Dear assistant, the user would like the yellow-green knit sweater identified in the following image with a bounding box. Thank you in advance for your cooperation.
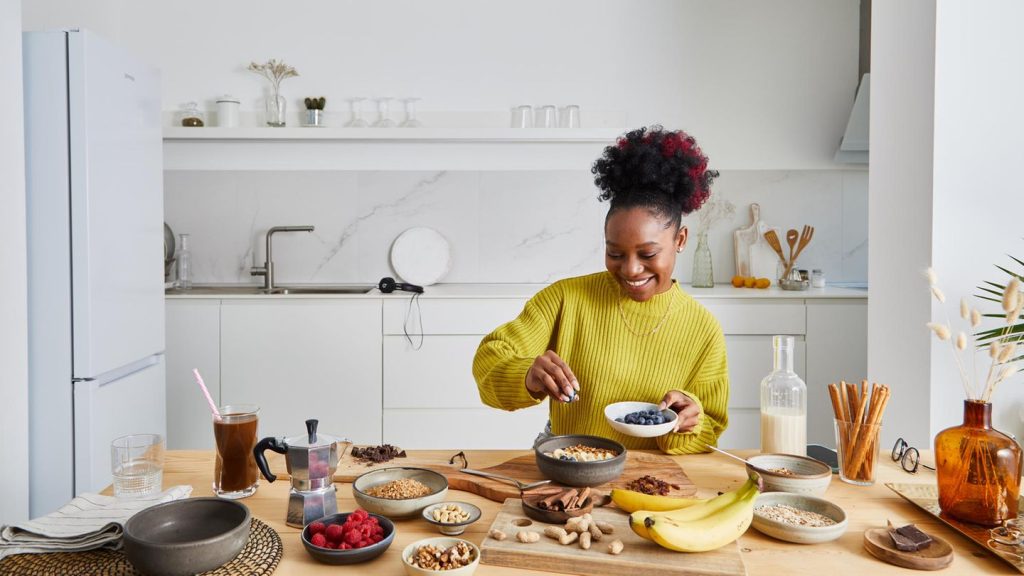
[473,271,729,454]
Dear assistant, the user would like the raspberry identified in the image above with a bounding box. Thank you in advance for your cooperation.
[307,521,326,536]
[352,509,368,521]
[367,516,379,525]
[370,534,382,544]
[324,541,337,549]
[358,539,369,548]
[344,529,361,546]
[324,523,344,543]
[310,533,327,548]
[340,543,352,550]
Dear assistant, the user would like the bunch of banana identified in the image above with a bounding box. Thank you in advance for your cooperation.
[628,475,762,552]
[609,488,709,513]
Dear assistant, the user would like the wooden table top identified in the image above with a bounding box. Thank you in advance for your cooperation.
[159,449,1013,575]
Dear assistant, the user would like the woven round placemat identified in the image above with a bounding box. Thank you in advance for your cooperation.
[0,517,282,576]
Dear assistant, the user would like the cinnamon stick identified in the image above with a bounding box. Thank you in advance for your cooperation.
[848,384,889,479]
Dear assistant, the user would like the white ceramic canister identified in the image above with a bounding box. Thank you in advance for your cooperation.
[216,95,240,127]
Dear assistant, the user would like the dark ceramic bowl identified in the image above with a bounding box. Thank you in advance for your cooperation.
[534,435,626,487]
[123,498,251,576]
[301,512,396,565]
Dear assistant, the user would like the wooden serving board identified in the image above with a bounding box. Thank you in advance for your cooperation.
[481,498,747,576]
[333,448,696,503]
[732,203,780,280]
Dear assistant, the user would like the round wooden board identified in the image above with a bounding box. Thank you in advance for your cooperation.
[863,527,954,571]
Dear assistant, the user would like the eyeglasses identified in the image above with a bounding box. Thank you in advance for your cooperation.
[892,438,936,474]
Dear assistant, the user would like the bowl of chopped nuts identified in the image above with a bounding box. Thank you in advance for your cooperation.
[534,435,626,487]
[421,502,481,536]
[353,467,449,519]
[751,492,848,544]
[745,453,832,496]
[402,537,479,575]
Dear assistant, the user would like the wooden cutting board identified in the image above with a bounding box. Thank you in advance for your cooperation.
[333,448,696,503]
[733,203,780,280]
[481,498,747,576]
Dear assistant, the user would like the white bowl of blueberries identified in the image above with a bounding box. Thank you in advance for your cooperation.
[604,401,678,438]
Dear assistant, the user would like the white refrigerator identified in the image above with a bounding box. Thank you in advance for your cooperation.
[23,29,166,518]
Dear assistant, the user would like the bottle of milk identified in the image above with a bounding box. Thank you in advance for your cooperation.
[760,335,806,455]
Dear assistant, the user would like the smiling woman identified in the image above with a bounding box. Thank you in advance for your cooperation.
[472,126,729,454]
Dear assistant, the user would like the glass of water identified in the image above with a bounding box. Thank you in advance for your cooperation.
[111,433,164,497]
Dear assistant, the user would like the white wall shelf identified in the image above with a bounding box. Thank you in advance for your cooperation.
[163,127,624,171]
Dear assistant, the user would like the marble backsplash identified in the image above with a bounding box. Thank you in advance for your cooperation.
[163,169,867,285]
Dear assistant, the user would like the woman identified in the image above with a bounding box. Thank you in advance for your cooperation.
[472,126,728,454]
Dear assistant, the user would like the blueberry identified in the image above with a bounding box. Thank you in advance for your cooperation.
[616,417,624,423]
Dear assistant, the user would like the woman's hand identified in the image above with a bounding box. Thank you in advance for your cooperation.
[526,350,579,403]
[658,391,701,433]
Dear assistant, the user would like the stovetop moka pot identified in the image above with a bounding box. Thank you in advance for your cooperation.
[254,418,344,527]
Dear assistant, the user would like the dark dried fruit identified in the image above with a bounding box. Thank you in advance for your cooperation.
[625,474,680,496]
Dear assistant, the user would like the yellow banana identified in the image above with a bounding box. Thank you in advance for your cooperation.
[629,476,759,541]
[644,478,760,552]
[629,512,653,540]
[610,489,707,513]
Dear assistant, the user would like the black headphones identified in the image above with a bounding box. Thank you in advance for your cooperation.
[378,276,424,294]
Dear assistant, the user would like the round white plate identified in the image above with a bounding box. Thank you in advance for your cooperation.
[390,227,452,286]
[604,401,677,438]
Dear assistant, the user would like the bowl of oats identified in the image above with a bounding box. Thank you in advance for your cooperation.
[402,537,480,576]
[534,435,626,487]
[745,453,832,496]
[353,467,449,519]
[751,492,848,544]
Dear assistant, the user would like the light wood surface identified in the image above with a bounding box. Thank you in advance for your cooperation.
[481,498,745,576]
[158,449,1014,575]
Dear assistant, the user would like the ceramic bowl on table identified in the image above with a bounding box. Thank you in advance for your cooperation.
[402,536,480,576]
[353,467,449,519]
[123,498,251,576]
[745,453,833,496]
[604,401,678,438]
[421,501,481,536]
[300,511,395,565]
[534,435,626,487]
[750,492,848,544]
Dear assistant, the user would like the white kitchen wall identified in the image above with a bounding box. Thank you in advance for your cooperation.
[1,0,29,524]
[164,169,867,285]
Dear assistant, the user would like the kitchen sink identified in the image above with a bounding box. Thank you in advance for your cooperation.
[166,285,376,295]
[269,285,375,295]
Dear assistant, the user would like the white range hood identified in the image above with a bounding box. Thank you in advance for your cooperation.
[835,73,869,164]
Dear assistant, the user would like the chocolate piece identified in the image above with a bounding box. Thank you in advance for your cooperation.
[888,522,932,551]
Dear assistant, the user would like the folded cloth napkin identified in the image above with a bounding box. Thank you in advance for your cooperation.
[0,485,192,559]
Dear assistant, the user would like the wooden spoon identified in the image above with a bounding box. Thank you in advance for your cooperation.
[786,229,799,266]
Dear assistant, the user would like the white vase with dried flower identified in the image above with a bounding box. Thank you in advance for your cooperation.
[248,59,299,127]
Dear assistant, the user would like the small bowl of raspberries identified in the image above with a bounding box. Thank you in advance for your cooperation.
[301,509,396,565]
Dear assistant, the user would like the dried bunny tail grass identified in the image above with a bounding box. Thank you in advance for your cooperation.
[960,298,970,320]
[998,341,1018,364]
[931,287,947,303]
[927,322,951,340]
[1012,300,1024,325]
[1003,277,1021,312]
[956,332,967,351]
[997,364,1018,383]
[990,340,1003,359]
[925,268,939,287]
[971,308,982,328]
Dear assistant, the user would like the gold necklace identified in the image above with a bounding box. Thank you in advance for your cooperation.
[617,288,676,337]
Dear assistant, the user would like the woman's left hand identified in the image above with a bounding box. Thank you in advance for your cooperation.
[658,391,701,433]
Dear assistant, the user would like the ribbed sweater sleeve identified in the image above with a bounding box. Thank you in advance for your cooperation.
[472,285,561,411]
[657,325,730,454]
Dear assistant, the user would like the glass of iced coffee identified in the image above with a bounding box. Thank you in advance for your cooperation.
[213,405,260,499]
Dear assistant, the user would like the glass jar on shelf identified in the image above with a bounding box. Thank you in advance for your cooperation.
[176,102,205,127]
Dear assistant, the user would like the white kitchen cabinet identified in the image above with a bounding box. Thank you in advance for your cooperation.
[164,300,220,449]
[805,300,868,449]
[220,300,383,444]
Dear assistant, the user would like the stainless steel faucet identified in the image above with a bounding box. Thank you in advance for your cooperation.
[251,226,315,291]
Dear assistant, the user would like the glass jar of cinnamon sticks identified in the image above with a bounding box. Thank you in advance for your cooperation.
[829,381,891,485]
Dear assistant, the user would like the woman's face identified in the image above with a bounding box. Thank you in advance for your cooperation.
[605,207,686,301]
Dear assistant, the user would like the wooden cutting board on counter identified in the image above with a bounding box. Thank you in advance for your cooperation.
[481,498,747,576]
[333,447,696,503]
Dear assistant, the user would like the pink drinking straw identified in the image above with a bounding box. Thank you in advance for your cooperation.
[192,368,222,420]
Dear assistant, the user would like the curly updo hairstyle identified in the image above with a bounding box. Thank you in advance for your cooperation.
[591,126,719,229]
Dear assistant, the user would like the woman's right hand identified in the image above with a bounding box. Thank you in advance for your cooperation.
[526,350,580,403]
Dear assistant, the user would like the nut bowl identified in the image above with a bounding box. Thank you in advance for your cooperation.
[301,511,395,565]
[751,492,848,544]
[746,453,832,496]
[534,435,626,487]
[604,401,678,438]
[402,536,480,576]
[421,501,481,536]
[353,467,448,519]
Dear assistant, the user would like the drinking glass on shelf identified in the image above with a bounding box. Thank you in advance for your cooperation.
[399,98,422,128]
[562,105,581,128]
[372,97,397,128]
[536,105,557,128]
[511,105,533,128]
[111,433,164,497]
[344,97,368,128]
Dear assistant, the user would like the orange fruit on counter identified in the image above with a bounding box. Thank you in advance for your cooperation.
[755,278,771,289]
[731,276,744,288]
[743,277,756,288]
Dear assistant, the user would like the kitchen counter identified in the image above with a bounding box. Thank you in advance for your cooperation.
[149,449,1003,575]
[166,283,867,300]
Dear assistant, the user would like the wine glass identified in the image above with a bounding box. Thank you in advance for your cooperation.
[372,97,396,128]
[344,97,368,128]
[399,98,422,128]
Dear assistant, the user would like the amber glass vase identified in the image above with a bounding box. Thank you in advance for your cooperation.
[934,400,1022,526]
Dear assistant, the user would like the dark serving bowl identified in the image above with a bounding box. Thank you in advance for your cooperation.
[301,512,396,565]
[123,498,251,576]
[534,434,626,487]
